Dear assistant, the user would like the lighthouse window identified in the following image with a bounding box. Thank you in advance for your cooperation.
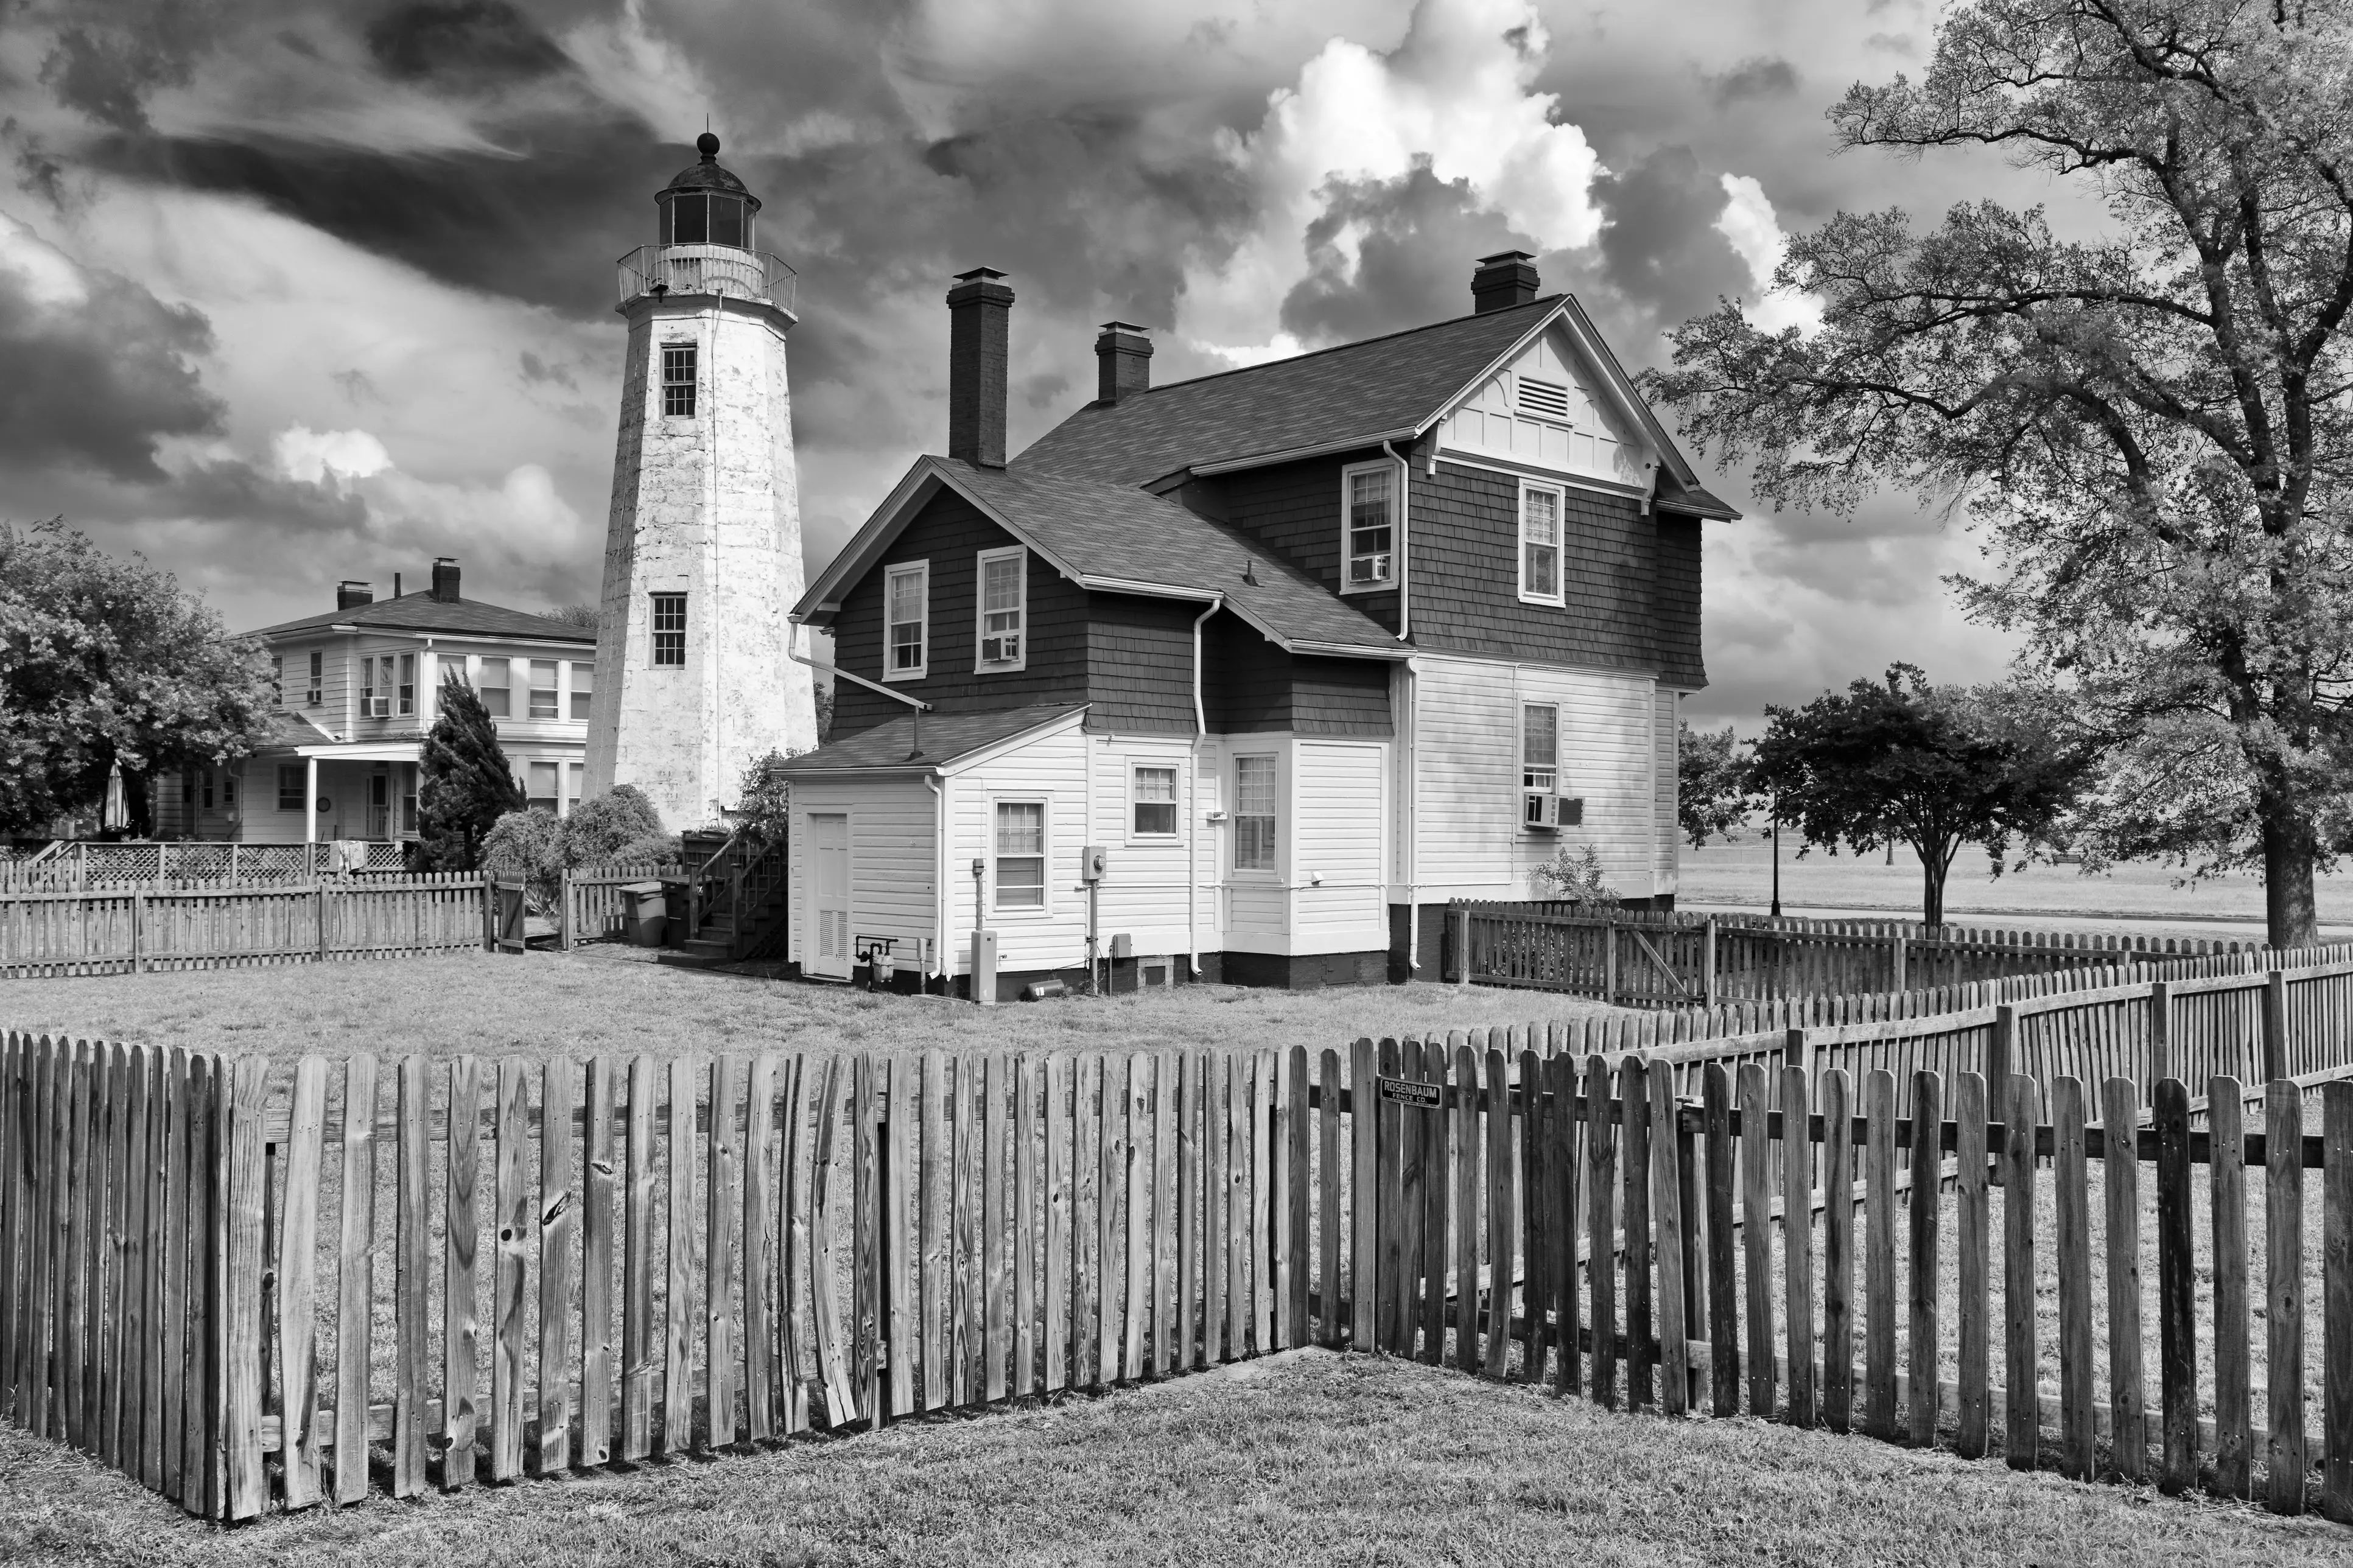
[661,345,696,418]
[709,196,745,248]
[651,593,687,667]
[664,192,706,245]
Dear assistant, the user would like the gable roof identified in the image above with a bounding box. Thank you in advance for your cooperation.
[795,457,1406,658]
[1012,293,1730,512]
[244,592,596,644]
[773,702,1087,777]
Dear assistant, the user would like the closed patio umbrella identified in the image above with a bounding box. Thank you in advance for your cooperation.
[101,761,130,833]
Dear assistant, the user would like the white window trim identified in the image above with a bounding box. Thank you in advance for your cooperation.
[1125,760,1182,846]
[883,559,930,682]
[1229,752,1282,881]
[1517,478,1567,607]
[1521,702,1562,832]
[987,794,1054,917]
[973,545,1029,674]
[1338,458,1398,594]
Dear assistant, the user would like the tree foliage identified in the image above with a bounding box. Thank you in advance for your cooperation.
[481,807,565,912]
[416,674,522,870]
[1748,664,2089,924]
[0,518,273,837]
[1677,721,1755,847]
[561,783,674,867]
[1643,1,2353,947]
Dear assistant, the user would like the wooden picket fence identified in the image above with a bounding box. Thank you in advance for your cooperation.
[559,865,686,948]
[1,842,408,892]
[1,876,491,978]
[1455,901,2262,1007]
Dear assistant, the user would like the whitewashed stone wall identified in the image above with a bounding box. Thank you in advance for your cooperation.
[584,293,817,830]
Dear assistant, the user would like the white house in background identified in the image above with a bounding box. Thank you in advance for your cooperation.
[152,558,597,849]
[776,251,1736,995]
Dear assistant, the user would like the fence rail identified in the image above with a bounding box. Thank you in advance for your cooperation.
[1,877,491,978]
[8,942,2353,1524]
[1455,902,2262,1007]
[1,842,409,893]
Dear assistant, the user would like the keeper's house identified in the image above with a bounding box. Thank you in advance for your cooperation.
[152,560,597,848]
[777,253,1734,995]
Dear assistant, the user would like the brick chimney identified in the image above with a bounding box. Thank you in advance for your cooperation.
[336,580,373,611]
[1471,250,1540,313]
[946,267,1014,468]
[1095,321,1152,406]
[430,557,461,603]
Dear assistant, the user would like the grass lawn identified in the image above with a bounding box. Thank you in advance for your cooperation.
[1678,838,2353,937]
[4,1349,2344,1567]
[8,944,1616,1066]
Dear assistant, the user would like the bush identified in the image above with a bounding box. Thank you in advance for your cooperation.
[561,783,668,867]
[732,750,793,846]
[1529,841,1619,905]
[481,808,566,912]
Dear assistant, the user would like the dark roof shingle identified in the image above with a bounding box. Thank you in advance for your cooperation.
[774,702,1085,774]
[245,593,595,643]
[1014,298,1562,486]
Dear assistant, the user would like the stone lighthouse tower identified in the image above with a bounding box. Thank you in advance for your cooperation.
[583,132,816,829]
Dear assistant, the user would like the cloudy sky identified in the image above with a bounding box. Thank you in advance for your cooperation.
[0,0,2060,726]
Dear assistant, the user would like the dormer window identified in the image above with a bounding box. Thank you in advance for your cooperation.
[1341,460,1395,590]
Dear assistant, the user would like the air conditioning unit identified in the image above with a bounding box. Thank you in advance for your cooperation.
[366,697,390,718]
[1524,792,1559,830]
[981,634,1021,663]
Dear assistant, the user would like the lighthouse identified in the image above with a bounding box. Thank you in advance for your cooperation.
[583,132,816,830]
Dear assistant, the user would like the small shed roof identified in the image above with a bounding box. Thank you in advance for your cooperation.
[773,702,1087,777]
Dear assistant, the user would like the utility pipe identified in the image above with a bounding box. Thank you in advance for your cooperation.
[1382,439,1417,975]
[1380,438,1411,643]
[785,642,931,754]
[924,774,948,984]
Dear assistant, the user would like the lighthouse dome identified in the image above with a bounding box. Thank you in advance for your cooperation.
[657,132,760,248]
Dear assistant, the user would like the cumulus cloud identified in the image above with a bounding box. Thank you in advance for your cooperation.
[1714,173,1824,334]
[1178,0,1607,360]
[270,424,391,486]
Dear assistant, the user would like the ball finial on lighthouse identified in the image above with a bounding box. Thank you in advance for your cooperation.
[697,130,721,160]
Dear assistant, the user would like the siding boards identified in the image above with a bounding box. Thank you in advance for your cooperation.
[1201,615,1392,738]
[1086,597,1198,736]
[1412,460,1701,686]
[1652,514,1706,689]
[831,491,1088,738]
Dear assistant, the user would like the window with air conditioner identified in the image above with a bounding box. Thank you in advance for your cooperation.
[360,656,388,718]
[885,561,928,681]
[1518,482,1565,606]
[975,546,1026,671]
[1340,461,1395,590]
[1523,704,1560,830]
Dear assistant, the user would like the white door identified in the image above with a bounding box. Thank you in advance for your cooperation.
[807,813,850,979]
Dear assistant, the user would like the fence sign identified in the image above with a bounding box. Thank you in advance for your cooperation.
[1377,1076,1443,1108]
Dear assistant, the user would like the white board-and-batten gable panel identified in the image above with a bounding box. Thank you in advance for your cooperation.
[1412,654,1661,902]
[1435,323,1654,490]
[787,774,939,972]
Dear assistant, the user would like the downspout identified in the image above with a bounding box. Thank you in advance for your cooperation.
[1382,438,1418,968]
[924,774,948,985]
[1188,595,1222,978]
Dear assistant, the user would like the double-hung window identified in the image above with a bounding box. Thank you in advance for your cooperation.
[527,761,559,814]
[1233,755,1278,872]
[270,656,284,709]
[306,649,323,707]
[1132,766,1177,837]
[396,653,416,716]
[651,593,687,667]
[360,656,387,718]
[661,343,696,418]
[885,561,928,680]
[477,657,512,718]
[528,660,559,719]
[277,765,304,812]
[1519,481,1564,605]
[994,801,1047,911]
[570,662,594,720]
[1341,461,1395,589]
[976,547,1026,670]
[1522,704,1560,829]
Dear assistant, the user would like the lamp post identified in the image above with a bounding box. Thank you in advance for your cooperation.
[1769,799,1783,920]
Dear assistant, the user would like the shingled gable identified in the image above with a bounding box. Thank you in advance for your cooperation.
[1010,291,1739,522]
[793,455,1405,658]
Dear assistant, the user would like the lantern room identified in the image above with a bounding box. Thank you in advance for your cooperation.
[658,132,760,250]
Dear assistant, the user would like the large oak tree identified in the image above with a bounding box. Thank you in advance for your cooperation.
[1645,1,2353,947]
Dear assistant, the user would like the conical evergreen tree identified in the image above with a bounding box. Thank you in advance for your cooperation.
[417,674,525,870]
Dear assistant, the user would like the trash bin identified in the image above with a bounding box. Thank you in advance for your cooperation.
[619,881,667,948]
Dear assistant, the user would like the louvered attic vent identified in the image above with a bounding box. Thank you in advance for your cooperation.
[1517,376,1570,419]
